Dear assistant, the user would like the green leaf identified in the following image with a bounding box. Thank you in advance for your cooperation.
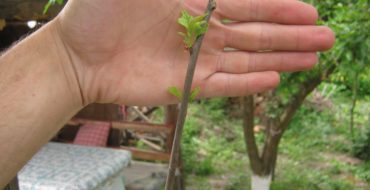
[177,10,208,48]
[43,2,52,14]
[189,87,201,102]
[43,0,64,15]
[178,32,186,37]
[193,15,206,23]
[178,11,192,28]
[195,21,208,36]
[168,87,183,100]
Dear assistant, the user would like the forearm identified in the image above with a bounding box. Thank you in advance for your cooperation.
[0,21,82,188]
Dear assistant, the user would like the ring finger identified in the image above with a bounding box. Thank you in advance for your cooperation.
[212,51,318,74]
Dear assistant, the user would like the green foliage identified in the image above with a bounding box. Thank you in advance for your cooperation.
[318,0,370,97]
[274,0,370,115]
[181,113,215,176]
[190,87,201,102]
[271,170,354,190]
[136,140,146,149]
[167,86,201,102]
[195,157,214,176]
[178,10,209,49]
[225,173,250,190]
[43,0,64,14]
[184,175,212,189]
[199,98,228,123]
[354,163,370,182]
[330,160,370,183]
[353,121,370,161]
[168,86,182,100]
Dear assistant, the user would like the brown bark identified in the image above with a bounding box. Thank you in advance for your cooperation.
[242,95,263,175]
[165,105,179,152]
[261,119,282,177]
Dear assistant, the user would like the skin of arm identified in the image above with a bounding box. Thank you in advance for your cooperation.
[0,22,83,188]
[0,0,335,187]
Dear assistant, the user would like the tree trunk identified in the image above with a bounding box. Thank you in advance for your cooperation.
[243,96,277,190]
[241,62,337,190]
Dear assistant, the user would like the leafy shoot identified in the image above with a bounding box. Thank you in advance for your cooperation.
[177,10,209,49]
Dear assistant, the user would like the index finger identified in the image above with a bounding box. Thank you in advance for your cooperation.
[216,0,319,25]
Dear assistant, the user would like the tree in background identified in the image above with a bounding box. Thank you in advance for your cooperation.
[241,1,369,189]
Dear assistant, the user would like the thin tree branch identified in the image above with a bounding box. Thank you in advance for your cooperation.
[279,64,336,132]
[242,95,263,175]
[165,1,217,189]
[260,123,282,177]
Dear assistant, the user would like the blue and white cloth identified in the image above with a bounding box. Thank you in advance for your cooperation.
[19,142,131,190]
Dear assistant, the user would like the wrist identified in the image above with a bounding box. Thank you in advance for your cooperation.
[44,19,85,108]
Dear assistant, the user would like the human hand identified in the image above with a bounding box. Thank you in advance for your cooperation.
[53,0,335,106]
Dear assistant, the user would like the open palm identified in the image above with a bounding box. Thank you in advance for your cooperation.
[56,0,334,106]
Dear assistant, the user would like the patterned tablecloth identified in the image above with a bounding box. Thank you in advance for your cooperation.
[18,142,131,190]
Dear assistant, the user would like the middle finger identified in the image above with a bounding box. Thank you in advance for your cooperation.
[223,23,335,52]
